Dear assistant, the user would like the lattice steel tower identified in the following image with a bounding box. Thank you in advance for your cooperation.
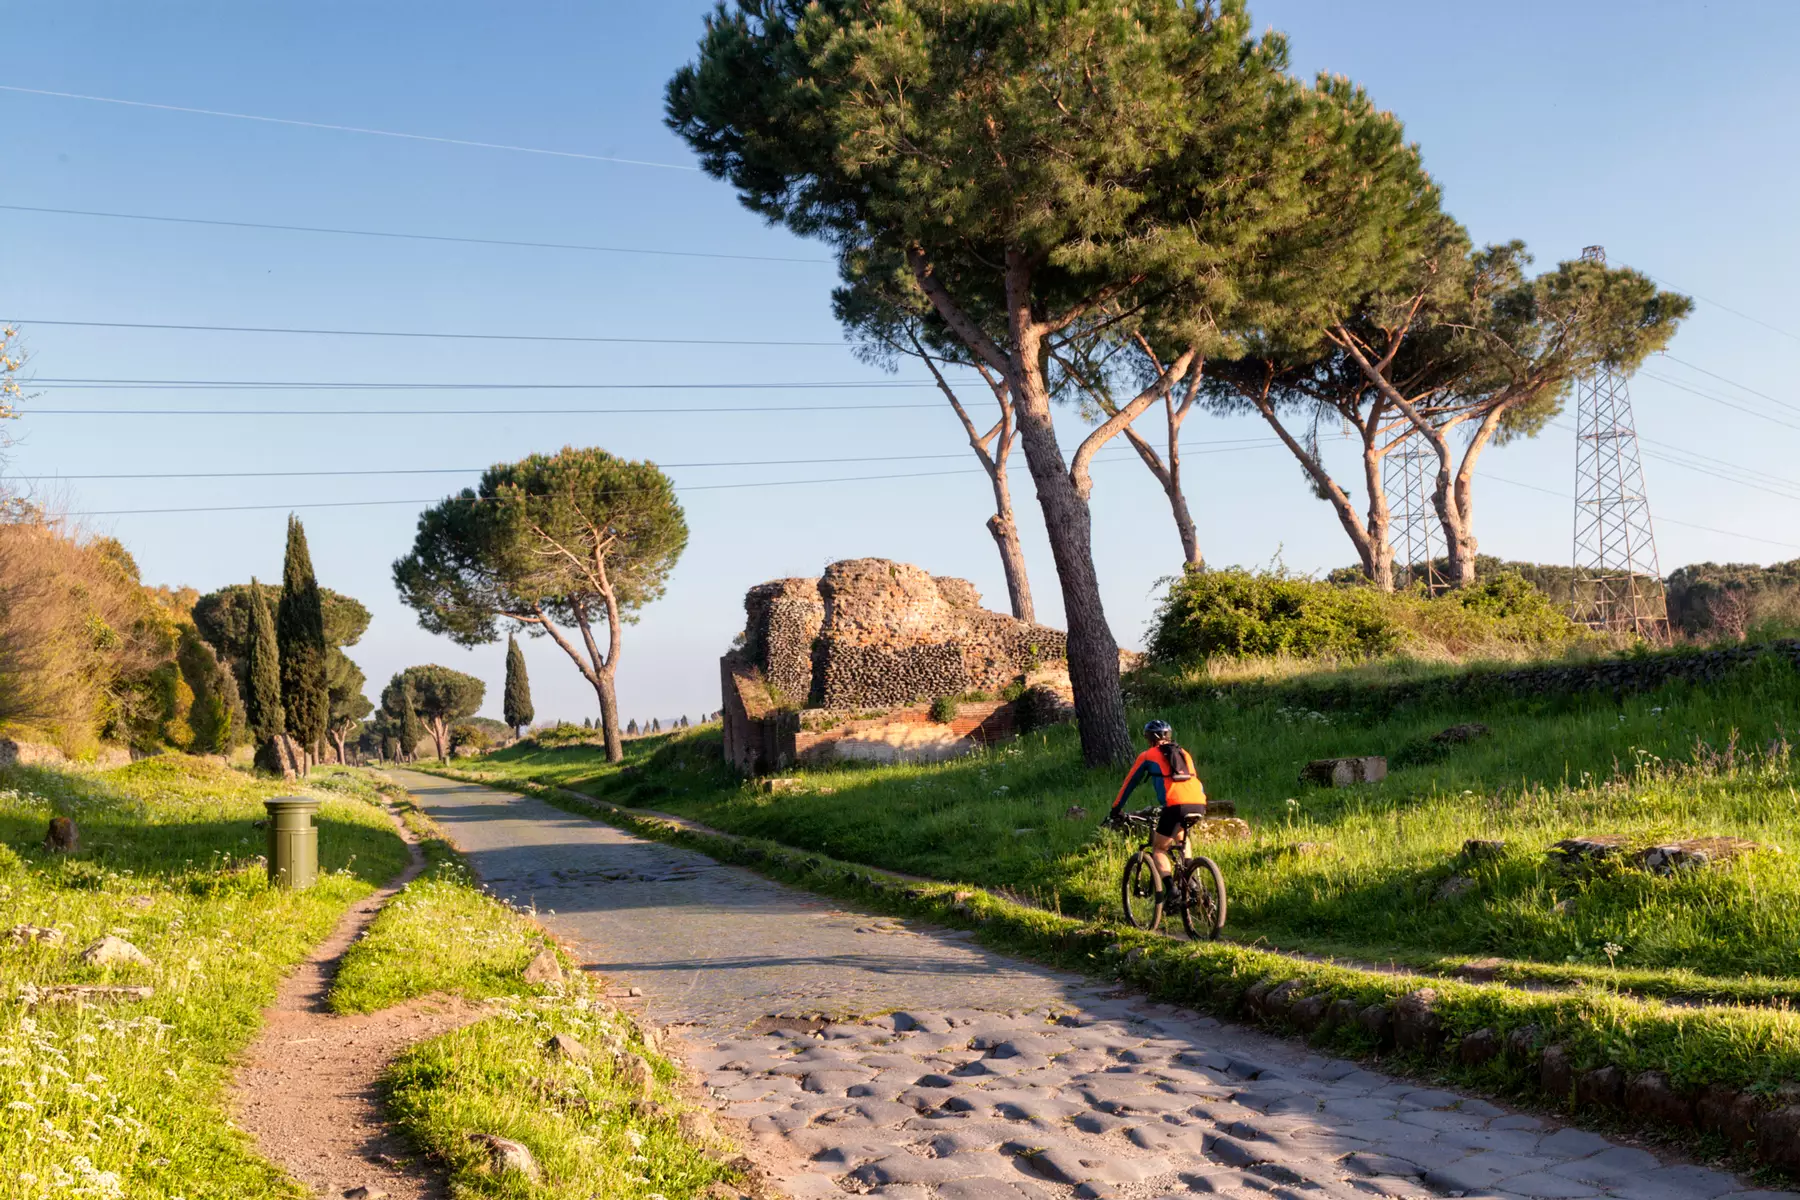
[1571,245,1670,640]
[1384,437,1445,592]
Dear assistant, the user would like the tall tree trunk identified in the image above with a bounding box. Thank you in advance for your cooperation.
[1359,436,1396,592]
[986,485,1035,623]
[1005,260,1132,767]
[430,718,448,762]
[593,675,623,763]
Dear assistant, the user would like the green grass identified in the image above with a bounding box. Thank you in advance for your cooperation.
[387,993,736,1200]
[462,652,1800,1004]
[329,801,553,1015]
[0,757,408,1199]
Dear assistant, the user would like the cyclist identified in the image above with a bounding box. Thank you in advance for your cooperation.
[1106,719,1206,907]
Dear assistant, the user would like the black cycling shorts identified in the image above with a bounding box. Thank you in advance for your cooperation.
[1157,805,1205,837]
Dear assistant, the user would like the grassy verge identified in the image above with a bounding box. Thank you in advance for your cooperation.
[329,798,551,1015]
[414,763,1800,1170]
[333,788,740,1200]
[465,653,1800,1005]
[0,757,408,1199]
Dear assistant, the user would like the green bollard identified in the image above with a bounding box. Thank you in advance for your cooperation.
[264,797,321,889]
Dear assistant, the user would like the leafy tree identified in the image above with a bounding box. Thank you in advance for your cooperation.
[176,625,238,753]
[384,665,484,762]
[1344,246,1689,586]
[326,651,374,764]
[503,634,534,737]
[394,446,687,764]
[667,0,1324,764]
[194,584,369,704]
[277,516,329,764]
[245,578,284,746]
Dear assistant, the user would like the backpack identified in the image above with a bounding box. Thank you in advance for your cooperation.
[1159,743,1195,782]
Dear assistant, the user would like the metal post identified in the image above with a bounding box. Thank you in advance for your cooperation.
[1571,246,1670,641]
[264,797,320,889]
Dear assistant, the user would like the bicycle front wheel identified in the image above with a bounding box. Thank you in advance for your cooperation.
[1180,856,1227,941]
[1121,851,1164,931]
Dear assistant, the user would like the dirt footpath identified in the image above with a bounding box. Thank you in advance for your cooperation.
[394,771,1793,1200]
[232,813,477,1199]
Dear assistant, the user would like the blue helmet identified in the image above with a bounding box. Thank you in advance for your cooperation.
[1143,719,1173,742]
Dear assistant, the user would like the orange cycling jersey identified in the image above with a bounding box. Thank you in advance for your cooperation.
[1108,745,1206,821]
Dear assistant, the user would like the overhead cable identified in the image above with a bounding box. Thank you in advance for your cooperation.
[0,84,699,171]
[0,204,827,265]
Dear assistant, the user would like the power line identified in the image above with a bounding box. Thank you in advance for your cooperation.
[10,436,1287,482]
[1638,370,1800,432]
[1658,353,1800,416]
[1487,473,1800,553]
[25,403,943,417]
[0,204,828,266]
[0,84,698,172]
[25,377,931,391]
[1646,272,1800,347]
[2,316,845,349]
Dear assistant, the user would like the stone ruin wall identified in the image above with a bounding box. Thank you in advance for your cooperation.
[734,558,1067,713]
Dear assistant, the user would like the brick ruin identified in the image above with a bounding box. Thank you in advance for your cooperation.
[721,558,1069,774]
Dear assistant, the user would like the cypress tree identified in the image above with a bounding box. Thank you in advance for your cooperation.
[245,579,284,744]
[503,635,534,737]
[277,515,329,762]
[397,681,425,763]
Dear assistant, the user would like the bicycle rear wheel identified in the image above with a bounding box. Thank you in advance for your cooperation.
[1179,856,1227,940]
[1121,852,1164,931]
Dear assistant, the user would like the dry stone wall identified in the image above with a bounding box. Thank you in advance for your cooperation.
[737,558,1066,712]
[722,558,1069,773]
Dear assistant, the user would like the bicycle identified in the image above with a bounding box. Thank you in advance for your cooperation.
[1115,806,1227,939]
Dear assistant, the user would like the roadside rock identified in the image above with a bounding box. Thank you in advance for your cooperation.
[255,734,305,779]
[1457,1027,1500,1066]
[1576,1065,1625,1108]
[1546,835,1629,871]
[343,1187,390,1200]
[1541,1044,1573,1101]
[1625,1070,1694,1129]
[1459,838,1506,863]
[1064,805,1088,820]
[614,1051,656,1091]
[1636,836,1772,874]
[21,984,154,1007]
[6,924,65,947]
[1432,876,1476,903]
[43,816,78,853]
[471,1133,540,1181]
[1698,1083,1760,1148]
[79,936,151,968]
[523,947,563,985]
[1432,722,1490,746]
[546,1033,588,1061]
[1299,756,1386,787]
[1392,989,1441,1054]
[1757,1105,1800,1171]
[1188,817,1252,843]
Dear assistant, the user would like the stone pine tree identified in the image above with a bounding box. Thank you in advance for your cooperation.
[503,635,534,738]
[245,578,284,754]
[394,446,687,765]
[277,515,329,768]
[667,1,1324,765]
[383,666,484,762]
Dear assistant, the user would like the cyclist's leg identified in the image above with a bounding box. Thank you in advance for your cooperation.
[1149,831,1176,879]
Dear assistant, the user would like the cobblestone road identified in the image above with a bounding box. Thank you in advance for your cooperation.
[396,772,1792,1200]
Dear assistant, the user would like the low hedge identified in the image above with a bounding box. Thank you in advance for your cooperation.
[414,765,1800,1176]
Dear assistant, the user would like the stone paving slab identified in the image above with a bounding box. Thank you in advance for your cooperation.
[395,772,1792,1200]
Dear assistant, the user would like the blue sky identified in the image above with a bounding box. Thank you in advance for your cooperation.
[5,1,1799,727]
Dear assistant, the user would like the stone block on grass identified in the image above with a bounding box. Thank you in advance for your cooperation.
[1298,756,1387,787]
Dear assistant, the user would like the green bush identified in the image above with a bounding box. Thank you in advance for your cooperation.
[928,696,960,723]
[1147,568,1401,664]
[1147,568,1589,667]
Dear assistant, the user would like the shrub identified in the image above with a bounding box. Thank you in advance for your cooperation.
[929,696,960,723]
[1147,568,1401,664]
[1147,568,1590,667]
